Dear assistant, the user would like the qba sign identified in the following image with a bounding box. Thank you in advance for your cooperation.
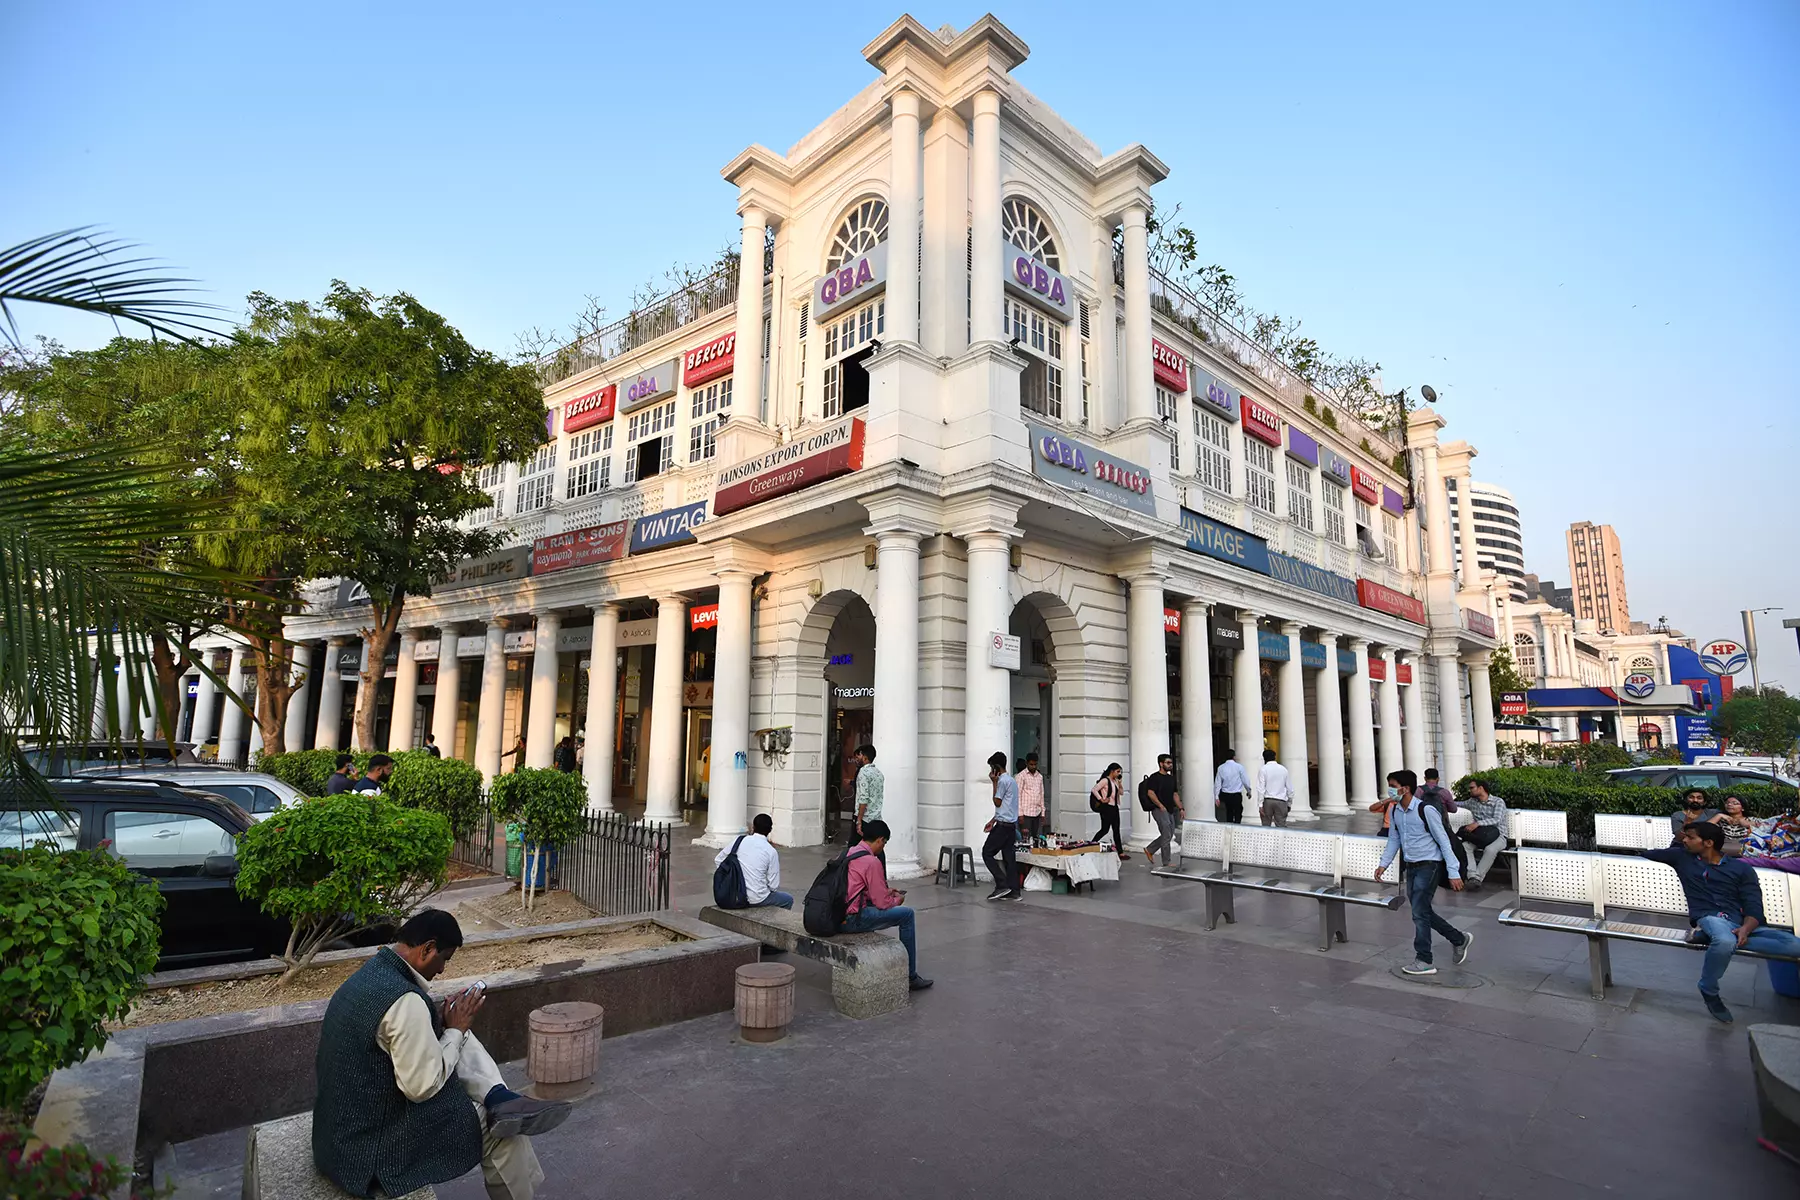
[813,242,888,321]
[616,359,679,415]
[1002,250,1075,321]
[1028,424,1155,516]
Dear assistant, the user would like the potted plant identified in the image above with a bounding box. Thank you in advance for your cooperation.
[489,768,586,910]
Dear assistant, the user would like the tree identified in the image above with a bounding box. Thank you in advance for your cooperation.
[490,767,585,910]
[1708,686,1800,758]
[1486,646,1530,713]
[241,284,547,752]
[0,228,225,348]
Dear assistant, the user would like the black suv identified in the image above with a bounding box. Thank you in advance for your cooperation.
[3,779,287,970]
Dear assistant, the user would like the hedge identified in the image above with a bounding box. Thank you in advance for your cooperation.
[1455,766,1797,843]
[254,749,485,839]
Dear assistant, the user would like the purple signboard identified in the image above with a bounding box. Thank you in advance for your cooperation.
[1321,448,1351,487]
[1287,426,1319,466]
[1381,485,1405,516]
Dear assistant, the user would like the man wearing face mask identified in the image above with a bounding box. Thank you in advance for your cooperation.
[1374,770,1471,976]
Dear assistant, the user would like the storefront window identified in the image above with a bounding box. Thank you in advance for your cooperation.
[826,198,888,270]
[1195,409,1231,497]
[823,298,884,419]
[1008,298,1065,420]
[1321,481,1346,545]
[1382,511,1401,565]
[688,378,730,464]
[623,400,677,484]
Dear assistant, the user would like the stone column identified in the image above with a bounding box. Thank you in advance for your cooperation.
[1181,599,1215,821]
[1435,653,1469,783]
[1314,633,1349,814]
[388,631,420,752]
[1419,439,1454,578]
[282,642,314,751]
[968,88,1003,345]
[1094,219,1120,430]
[191,655,219,752]
[1377,648,1404,783]
[1277,621,1315,821]
[1401,654,1427,773]
[703,572,755,847]
[1453,468,1480,588]
[218,645,250,766]
[871,528,925,876]
[1468,654,1498,771]
[1121,203,1153,424]
[314,638,347,752]
[524,612,562,768]
[248,716,263,759]
[474,620,508,783]
[962,530,1013,856]
[582,605,620,812]
[643,596,688,824]
[886,90,922,344]
[1346,639,1379,806]
[733,206,767,419]
[1126,571,1172,844]
[1233,611,1263,770]
[432,629,464,760]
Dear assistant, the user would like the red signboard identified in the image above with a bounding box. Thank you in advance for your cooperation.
[1241,395,1282,447]
[1499,691,1529,717]
[532,520,630,574]
[682,332,736,387]
[1462,607,1497,638]
[1350,466,1380,505]
[1397,662,1413,684]
[690,603,719,631]
[712,418,866,516]
[1163,608,1180,634]
[1151,338,1188,393]
[1356,578,1427,625]
[1367,655,1387,682]
[563,384,617,434]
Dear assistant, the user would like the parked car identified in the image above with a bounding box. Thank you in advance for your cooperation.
[78,765,305,820]
[1606,765,1799,791]
[22,739,201,773]
[2,779,287,970]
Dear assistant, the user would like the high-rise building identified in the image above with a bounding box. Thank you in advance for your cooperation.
[1566,521,1630,633]
[1446,478,1527,601]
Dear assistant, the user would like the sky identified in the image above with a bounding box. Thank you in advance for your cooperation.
[7,1,1798,689]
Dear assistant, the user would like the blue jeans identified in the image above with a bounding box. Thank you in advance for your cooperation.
[1405,862,1465,964]
[1695,914,1800,996]
[843,903,918,977]
[750,890,793,910]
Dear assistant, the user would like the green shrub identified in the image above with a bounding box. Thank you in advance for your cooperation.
[489,768,586,904]
[0,847,163,1112]
[235,792,450,982]
[0,1124,135,1198]
[253,748,344,796]
[1455,765,1796,842]
[387,751,484,839]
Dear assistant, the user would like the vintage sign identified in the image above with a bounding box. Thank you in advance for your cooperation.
[1180,508,1272,574]
[713,418,866,516]
[814,243,888,321]
[532,520,630,574]
[1286,426,1319,467]
[682,332,736,387]
[1320,448,1351,488]
[1357,578,1427,625]
[1240,395,1282,447]
[562,384,617,434]
[1266,551,1359,606]
[1002,250,1075,320]
[1499,690,1528,716]
[616,359,679,415]
[434,546,531,592]
[629,500,708,554]
[1192,365,1240,421]
[1699,639,1749,676]
[1028,424,1156,516]
[1462,607,1497,638]
[690,604,719,632]
[1151,338,1188,392]
[1350,466,1380,505]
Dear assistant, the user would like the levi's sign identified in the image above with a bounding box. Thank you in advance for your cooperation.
[562,384,616,434]
[713,418,866,516]
[1028,424,1155,516]
[533,520,629,574]
[618,359,678,414]
[682,332,735,387]
[690,604,719,632]
[1003,251,1075,320]
[814,243,888,321]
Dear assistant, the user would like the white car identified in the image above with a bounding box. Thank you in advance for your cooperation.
[76,766,305,821]
[0,808,80,851]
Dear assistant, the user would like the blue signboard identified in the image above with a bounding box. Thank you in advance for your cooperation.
[1266,550,1360,606]
[1179,508,1272,574]
[1337,648,1357,675]
[1258,630,1290,661]
[629,500,708,554]
[1300,640,1328,670]
[1668,643,1723,762]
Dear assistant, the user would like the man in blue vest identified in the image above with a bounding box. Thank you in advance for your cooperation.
[313,909,569,1198]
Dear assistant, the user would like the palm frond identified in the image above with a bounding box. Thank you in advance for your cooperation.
[0,228,231,348]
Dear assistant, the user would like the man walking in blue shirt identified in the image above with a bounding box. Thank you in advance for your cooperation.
[1374,769,1472,976]
[983,750,1022,901]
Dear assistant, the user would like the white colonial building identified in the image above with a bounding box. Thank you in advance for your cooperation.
[175,14,1504,876]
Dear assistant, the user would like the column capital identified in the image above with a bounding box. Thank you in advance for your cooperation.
[1349,636,1371,651]
[1238,609,1260,626]
[1464,652,1493,670]
[1121,202,1149,228]
[971,86,1002,116]
[1122,568,1169,589]
[397,628,419,644]
[589,602,619,619]
[1316,630,1342,647]
[1279,620,1303,636]
[738,203,766,228]
[889,87,923,120]
[714,567,757,586]
[1181,597,1212,616]
[958,528,1019,555]
[531,608,561,622]
[654,593,689,608]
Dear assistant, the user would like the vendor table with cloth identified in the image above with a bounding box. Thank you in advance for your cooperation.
[1017,846,1120,893]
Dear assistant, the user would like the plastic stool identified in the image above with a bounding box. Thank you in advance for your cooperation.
[934,844,976,886]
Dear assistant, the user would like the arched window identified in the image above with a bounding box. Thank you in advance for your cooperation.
[1630,655,1655,671]
[1513,633,1538,681]
[825,198,888,271]
[1002,197,1060,269]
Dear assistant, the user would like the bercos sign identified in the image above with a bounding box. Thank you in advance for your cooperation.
[562,384,616,434]
[813,243,888,321]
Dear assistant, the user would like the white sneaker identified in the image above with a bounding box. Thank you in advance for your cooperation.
[1401,960,1438,976]
[1454,930,1474,966]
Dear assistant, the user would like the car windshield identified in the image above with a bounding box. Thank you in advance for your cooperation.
[0,809,78,846]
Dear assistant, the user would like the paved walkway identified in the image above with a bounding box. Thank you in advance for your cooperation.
[418,823,1799,1200]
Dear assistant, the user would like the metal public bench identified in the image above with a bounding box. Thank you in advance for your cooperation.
[1497,848,1800,1000]
[1593,813,1673,853]
[1156,822,1401,951]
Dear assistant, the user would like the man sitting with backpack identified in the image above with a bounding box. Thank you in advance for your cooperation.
[840,820,933,992]
[712,813,789,909]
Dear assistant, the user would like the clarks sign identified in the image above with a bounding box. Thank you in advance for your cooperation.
[712,418,866,516]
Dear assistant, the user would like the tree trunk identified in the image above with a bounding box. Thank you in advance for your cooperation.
[147,631,190,750]
[354,598,406,752]
[250,637,303,757]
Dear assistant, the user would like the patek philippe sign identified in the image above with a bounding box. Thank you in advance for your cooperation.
[713,418,866,516]
[1002,250,1075,321]
[503,630,536,655]
[1266,551,1360,606]
[1357,578,1426,625]
[562,384,616,434]
[813,243,888,321]
[616,359,680,415]
[682,332,736,387]
[434,546,531,592]
[629,500,708,554]
[533,520,630,574]
[1192,365,1239,421]
[1179,508,1272,574]
[1028,424,1156,516]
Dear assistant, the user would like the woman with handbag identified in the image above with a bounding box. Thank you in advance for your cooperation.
[1090,763,1129,861]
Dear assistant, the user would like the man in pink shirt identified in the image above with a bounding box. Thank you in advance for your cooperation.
[1016,752,1047,843]
[841,819,933,991]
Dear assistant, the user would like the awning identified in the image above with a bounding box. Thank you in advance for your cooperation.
[1525,685,1701,717]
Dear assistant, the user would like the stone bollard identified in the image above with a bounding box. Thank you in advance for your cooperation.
[526,1002,604,1101]
[734,962,796,1043]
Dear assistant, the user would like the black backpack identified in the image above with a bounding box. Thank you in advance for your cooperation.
[802,848,869,936]
[712,835,749,909]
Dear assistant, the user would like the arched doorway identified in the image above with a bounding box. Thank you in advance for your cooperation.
[794,587,877,846]
[1009,591,1087,834]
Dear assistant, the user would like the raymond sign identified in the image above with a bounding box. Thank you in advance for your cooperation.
[1499,691,1528,717]
[713,418,865,515]
[532,520,629,574]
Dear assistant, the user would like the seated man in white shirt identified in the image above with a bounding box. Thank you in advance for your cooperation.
[715,813,792,908]
[313,909,570,1200]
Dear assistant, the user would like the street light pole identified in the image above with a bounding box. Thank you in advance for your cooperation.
[1744,607,1781,693]
[1608,652,1624,749]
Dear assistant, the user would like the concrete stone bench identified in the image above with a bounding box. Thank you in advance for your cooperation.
[699,905,909,1019]
[1748,1024,1800,1158]
[242,1111,435,1199]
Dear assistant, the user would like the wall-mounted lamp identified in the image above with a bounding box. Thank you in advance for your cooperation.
[807,578,823,598]
[863,544,878,569]
[1009,545,1023,570]
[868,338,882,355]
